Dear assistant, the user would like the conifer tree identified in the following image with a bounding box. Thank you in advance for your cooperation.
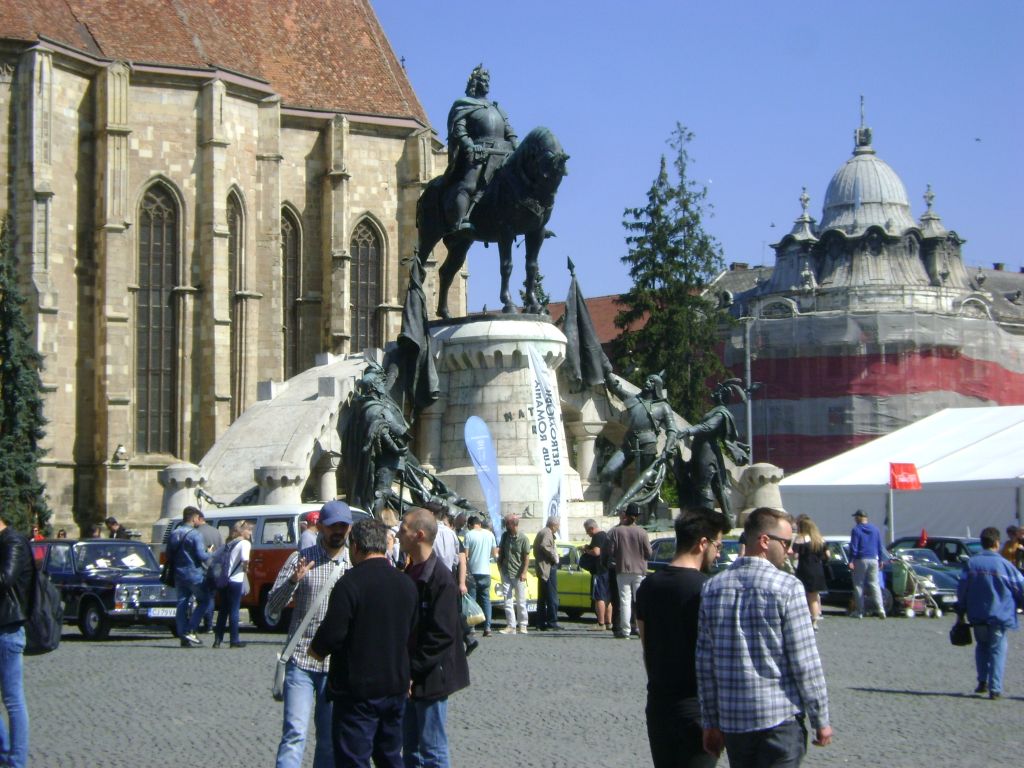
[0,218,52,533]
[614,124,727,422]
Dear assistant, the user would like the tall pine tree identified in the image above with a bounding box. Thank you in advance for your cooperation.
[0,218,52,533]
[614,123,727,422]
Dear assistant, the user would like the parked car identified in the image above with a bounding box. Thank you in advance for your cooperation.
[890,536,982,566]
[161,503,373,631]
[32,539,177,640]
[821,537,894,615]
[488,541,593,622]
[884,548,959,611]
[649,536,742,575]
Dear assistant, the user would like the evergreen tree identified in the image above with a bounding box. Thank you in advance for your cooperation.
[614,124,728,422]
[0,218,52,533]
[519,267,551,311]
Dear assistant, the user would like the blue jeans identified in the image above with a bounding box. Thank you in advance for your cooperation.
[403,697,449,768]
[974,623,1009,695]
[332,694,405,768]
[537,568,559,628]
[0,626,28,768]
[276,661,333,768]
[215,581,244,644]
[468,573,492,630]
[176,579,213,637]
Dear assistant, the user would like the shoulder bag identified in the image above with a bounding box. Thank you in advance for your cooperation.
[271,562,343,701]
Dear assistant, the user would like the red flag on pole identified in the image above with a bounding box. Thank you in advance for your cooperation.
[889,462,922,490]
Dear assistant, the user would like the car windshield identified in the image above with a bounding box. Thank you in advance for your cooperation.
[965,540,983,555]
[895,548,943,565]
[73,542,158,572]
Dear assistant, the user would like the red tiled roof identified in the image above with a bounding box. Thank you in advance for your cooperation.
[548,294,647,344]
[0,0,427,123]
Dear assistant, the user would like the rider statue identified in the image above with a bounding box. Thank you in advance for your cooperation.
[341,363,411,516]
[675,379,750,530]
[444,64,518,235]
[599,366,678,517]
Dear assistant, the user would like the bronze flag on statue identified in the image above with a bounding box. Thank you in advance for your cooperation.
[397,258,439,417]
[562,258,609,393]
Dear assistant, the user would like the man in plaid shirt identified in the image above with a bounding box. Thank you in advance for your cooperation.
[697,507,832,766]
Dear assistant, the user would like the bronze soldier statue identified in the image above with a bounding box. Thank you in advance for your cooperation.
[600,368,678,518]
[443,64,518,235]
[675,379,750,530]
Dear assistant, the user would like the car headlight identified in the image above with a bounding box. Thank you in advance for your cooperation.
[114,584,142,609]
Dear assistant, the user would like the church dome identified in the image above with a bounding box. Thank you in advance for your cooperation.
[819,123,917,236]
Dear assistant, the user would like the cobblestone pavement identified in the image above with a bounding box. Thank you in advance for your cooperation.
[26,607,1021,767]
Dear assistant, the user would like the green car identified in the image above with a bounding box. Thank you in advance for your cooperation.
[488,541,594,622]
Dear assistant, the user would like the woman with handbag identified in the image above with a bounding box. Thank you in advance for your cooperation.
[213,521,253,649]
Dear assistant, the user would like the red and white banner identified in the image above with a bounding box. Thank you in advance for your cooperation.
[889,462,922,490]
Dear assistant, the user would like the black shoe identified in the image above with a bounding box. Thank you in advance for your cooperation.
[613,631,628,639]
[975,682,988,694]
[989,692,1001,700]
[212,638,222,649]
[549,624,564,631]
[229,642,247,649]
[180,637,202,648]
[465,638,479,657]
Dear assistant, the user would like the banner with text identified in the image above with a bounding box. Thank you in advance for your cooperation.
[527,344,567,535]
[889,462,922,490]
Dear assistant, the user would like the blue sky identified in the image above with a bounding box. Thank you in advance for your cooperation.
[374,1,1023,311]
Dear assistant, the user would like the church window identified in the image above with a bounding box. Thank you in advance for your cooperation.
[136,185,178,455]
[228,193,245,421]
[281,208,301,378]
[350,221,381,351]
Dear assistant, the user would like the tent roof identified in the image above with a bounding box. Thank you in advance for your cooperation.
[780,406,1024,487]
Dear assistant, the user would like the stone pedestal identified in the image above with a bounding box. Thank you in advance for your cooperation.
[255,464,307,505]
[734,463,786,524]
[158,463,207,520]
[431,317,583,522]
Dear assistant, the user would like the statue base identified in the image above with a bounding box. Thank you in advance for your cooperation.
[424,317,584,530]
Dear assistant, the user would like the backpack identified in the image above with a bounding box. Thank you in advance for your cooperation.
[209,541,240,589]
[25,566,63,656]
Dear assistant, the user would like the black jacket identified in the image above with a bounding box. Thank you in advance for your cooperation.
[407,553,470,701]
[0,527,34,630]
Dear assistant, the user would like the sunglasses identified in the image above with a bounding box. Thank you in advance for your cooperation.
[765,533,794,549]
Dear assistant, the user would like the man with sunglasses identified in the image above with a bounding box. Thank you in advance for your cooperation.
[697,507,832,767]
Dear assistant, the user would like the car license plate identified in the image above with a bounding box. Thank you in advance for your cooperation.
[148,607,176,618]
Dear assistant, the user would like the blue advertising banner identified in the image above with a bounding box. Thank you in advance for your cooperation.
[465,416,502,533]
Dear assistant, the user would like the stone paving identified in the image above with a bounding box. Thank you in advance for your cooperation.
[26,607,1021,767]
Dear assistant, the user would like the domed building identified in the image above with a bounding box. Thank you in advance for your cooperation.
[717,115,1024,473]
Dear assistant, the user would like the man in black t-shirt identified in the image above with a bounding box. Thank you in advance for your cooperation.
[636,511,728,768]
[582,519,612,631]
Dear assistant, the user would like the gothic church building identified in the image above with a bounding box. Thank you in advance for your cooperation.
[0,0,460,532]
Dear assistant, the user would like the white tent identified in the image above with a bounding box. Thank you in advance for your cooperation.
[779,407,1024,539]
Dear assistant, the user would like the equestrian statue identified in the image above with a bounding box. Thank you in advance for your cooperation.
[416,65,569,318]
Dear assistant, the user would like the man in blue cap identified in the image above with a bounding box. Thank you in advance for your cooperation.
[268,500,353,768]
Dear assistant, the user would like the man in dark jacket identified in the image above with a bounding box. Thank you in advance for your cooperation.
[310,518,418,767]
[398,507,470,767]
[0,515,34,768]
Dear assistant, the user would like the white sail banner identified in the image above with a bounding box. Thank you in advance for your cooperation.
[527,344,567,536]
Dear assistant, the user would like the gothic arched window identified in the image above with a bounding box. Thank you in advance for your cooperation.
[281,208,301,378]
[136,185,179,455]
[349,221,381,351]
[228,192,245,420]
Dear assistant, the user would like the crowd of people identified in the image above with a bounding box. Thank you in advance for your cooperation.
[1,497,1023,768]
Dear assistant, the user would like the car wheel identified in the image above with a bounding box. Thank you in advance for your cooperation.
[78,600,111,641]
[252,588,291,632]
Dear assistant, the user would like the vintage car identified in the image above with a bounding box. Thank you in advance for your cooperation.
[890,536,982,566]
[31,539,177,640]
[488,541,593,622]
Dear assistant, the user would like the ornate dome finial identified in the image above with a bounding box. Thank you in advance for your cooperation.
[800,186,810,216]
[924,184,935,213]
[854,95,874,155]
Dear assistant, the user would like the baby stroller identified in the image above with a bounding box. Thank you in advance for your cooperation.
[888,555,943,618]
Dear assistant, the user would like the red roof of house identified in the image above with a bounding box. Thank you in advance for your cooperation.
[0,0,427,123]
[547,294,647,344]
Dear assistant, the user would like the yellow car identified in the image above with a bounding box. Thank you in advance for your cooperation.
[488,541,593,622]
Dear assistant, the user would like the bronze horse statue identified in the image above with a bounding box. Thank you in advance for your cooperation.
[416,127,569,318]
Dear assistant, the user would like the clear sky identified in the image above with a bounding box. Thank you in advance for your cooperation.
[374,1,1023,312]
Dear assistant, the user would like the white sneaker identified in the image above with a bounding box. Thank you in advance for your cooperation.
[498,627,516,635]
[517,626,528,634]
